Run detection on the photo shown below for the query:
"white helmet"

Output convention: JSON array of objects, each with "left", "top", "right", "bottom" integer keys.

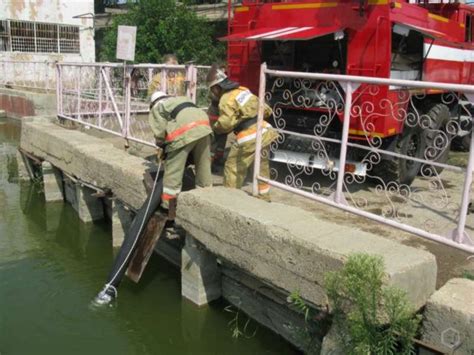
[
  {"left": 150, "top": 91, "right": 168, "bottom": 104},
  {"left": 206, "top": 64, "right": 228, "bottom": 89}
]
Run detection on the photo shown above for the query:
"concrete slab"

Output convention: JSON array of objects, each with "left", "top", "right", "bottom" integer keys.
[
  {"left": 20, "top": 119, "right": 149, "bottom": 210},
  {"left": 421, "top": 278, "right": 474, "bottom": 354},
  {"left": 177, "top": 187, "right": 437, "bottom": 310}
]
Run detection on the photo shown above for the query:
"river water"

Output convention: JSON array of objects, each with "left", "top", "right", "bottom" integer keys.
[{"left": 0, "top": 118, "right": 297, "bottom": 355}]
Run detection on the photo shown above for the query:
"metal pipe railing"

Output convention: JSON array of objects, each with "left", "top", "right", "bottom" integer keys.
[
  {"left": 56, "top": 62, "right": 208, "bottom": 147},
  {"left": 254, "top": 64, "right": 474, "bottom": 253}
]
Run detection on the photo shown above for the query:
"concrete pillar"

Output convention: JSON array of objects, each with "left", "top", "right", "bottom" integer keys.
[
  {"left": 16, "top": 151, "right": 34, "bottom": 181},
  {"left": 68, "top": 183, "right": 104, "bottom": 223},
  {"left": 63, "top": 176, "right": 76, "bottom": 205},
  {"left": 181, "top": 235, "right": 221, "bottom": 306},
  {"left": 180, "top": 298, "right": 210, "bottom": 342},
  {"left": 111, "top": 199, "right": 132, "bottom": 248},
  {"left": 42, "top": 161, "right": 63, "bottom": 202},
  {"left": 45, "top": 202, "right": 64, "bottom": 233}
]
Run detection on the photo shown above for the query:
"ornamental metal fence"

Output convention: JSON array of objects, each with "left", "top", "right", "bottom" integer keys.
[
  {"left": 56, "top": 62, "right": 210, "bottom": 147},
  {"left": 253, "top": 63, "right": 474, "bottom": 253},
  {"left": 0, "top": 60, "right": 56, "bottom": 92}
]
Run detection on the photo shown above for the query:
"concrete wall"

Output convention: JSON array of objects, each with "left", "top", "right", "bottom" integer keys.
[
  {"left": 0, "top": 88, "right": 56, "bottom": 118},
  {"left": 177, "top": 188, "right": 438, "bottom": 311},
  {"left": 0, "top": 0, "right": 95, "bottom": 62}
]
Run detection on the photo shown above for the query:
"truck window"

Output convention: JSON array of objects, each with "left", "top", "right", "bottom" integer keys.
[
  {"left": 391, "top": 26, "right": 424, "bottom": 80},
  {"left": 262, "top": 33, "right": 347, "bottom": 74},
  {"left": 465, "top": 14, "right": 472, "bottom": 42}
]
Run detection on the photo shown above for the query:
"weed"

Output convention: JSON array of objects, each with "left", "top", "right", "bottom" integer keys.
[{"left": 325, "top": 253, "right": 420, "bottom": 355}]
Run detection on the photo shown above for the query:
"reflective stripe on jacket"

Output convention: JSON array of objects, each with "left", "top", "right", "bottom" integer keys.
[
  {"left": 236, "top": 121, "right": 272, "bottom": 144},
  {"left": 148, "top": 96, "right": 212, "bottom": 152},
  {"left": 215, "top": 86, "right": 276, "bottom": 146},
  {"left": 166, "top": 120, "right": 210, "bottom": 142}
]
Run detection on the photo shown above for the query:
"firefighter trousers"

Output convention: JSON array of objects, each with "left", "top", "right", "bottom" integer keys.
[
  {"left": 211, "top": 133, "right": 227, "bottom": 171},
  {"left": 223, "top": 140, "right": 271, "bottom": 199},
  {"left": 161, "top": 135, "right": 212, "bottom": 209}
]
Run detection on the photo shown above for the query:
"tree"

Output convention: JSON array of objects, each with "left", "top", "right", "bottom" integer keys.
[{"left": 99, "top": 0, "right": 225, "bottom": 64}]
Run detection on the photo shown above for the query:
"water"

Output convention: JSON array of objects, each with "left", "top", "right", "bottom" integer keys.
[{"left": 0, "top": 118, "right": 297, "bottom": 355}]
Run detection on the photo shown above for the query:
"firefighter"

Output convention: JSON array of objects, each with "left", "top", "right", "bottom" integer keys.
[
  {"left": 206, "top": 64, "right": 278, "bottom": 200},
  {"left": 208, "top": 97, "right": 227, "bottom": 172},
  {"left": 148, "top": 91, "right": 213, "bottom": 216},
  {"left": 147, "top": 54, "right": 186, "bottom": 98}
]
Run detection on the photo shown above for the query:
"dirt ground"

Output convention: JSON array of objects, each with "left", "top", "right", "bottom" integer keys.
[{"left": 77, "top": 123, "right": 473, "bottom": 289}]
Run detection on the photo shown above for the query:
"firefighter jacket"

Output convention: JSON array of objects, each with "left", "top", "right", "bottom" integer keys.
[
  {"left": 149, "top": 96, "right": 212, "bottom": 152},
  {"left": 214, "top": 86, "right": 277, "bottom": 146},
  {"left": 147, "top": 71, "right": 186, "bottom": 97}
]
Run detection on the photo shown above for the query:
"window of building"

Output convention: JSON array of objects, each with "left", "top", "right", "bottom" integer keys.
[
  {"left": 0, "top": 19, "right": 80, "bottom": 54},
  {"left": 0, "top": 20, "right": 10, "bottom": 51}
]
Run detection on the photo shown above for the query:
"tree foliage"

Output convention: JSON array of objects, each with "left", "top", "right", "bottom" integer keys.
[{"left": 99, "top": 0, "right": 225, "bottom": 64}]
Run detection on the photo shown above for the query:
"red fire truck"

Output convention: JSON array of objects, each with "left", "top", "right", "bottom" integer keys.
[{"left": 222, "top": 0, "right": 473, "bottom": 184}]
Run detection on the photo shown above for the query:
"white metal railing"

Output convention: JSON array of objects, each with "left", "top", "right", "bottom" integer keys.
[
  {"left": 253, "top": 63, "right": 474, "bottom": 253},
  {"left": 56, "top": 62, "right": 210, "bottom": 147},
  {"left": 0, "top": 60, "right": 57, "bottom": 92}
]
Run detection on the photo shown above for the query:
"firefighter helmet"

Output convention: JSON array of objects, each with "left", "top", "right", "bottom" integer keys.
[
  {"left": 150, "top": 90, "right": 168, "bottom": 104},
  {"left": 207, "top": 64, "right": 228, "bottom": 88}
]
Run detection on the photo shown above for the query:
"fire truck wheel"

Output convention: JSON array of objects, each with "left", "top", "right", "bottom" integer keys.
[
  {"left": 452, "top": 135, "right": 470, "bottom": 152},
  {"left": 420, "top": 103, "right": 450, "bottom": 176},
  {"left": 375, "top": 124, "right": 425, "bottom": 186}
]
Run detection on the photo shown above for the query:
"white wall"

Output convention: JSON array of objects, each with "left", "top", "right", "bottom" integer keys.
[{"left": 0, "top": 0, "right": 95, "bottom": 62}]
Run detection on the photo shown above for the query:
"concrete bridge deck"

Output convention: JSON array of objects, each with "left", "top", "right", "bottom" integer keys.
[{"left": 17, "top": 117, "right": 474, "bottom": 351}]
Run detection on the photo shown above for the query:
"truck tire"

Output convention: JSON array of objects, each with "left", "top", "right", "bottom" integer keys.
[
  {"left": 374, "top": 124, "right": 425, "bottom": 186},
  {"left": 421, "top": 103, "right": 450, "bottom": 176},
  {"left": 452, "top": 135, "right": 470, "bottom": 152}
]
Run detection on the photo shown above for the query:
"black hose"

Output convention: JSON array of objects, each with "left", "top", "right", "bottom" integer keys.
[{"left": 93, "top": 170, "right": 164, "bottom": 305}]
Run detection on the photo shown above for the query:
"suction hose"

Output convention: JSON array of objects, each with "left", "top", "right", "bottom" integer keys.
[{"left": 92, "top": 162, "right": 163, "bottom": 307}]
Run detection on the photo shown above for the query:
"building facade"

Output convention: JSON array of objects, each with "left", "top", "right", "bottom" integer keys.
[{"left": 0, "top": 0, "right": 95, "bottom": 62}]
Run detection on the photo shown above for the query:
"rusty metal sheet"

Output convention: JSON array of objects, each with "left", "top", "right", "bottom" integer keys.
[{"left": 126, "top": 213, "right": 167, "bottom": 283}]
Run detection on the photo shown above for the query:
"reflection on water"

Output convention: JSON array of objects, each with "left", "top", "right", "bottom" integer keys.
[{"left": 0, "top": 118, "right": 297, "bottom": 355}]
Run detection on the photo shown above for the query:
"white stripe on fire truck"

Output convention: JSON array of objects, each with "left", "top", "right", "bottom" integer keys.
[
  {"left": 247, "top": 27, "right": 298, "bottom": 39},
  {"left": 424, "top": 44, "right": 474, "bottom": 62},
  {"left": 264, "top": 27, "right": 314, "bottom": 39}
]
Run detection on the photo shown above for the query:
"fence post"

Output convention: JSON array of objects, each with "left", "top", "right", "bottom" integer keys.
[
  {"left": 252, "top": 63, "right": 268, "bottom": 196},
  {"left": 45, "top": 61, "right": 50, "bottom": 93},
  {"left": 77, "top": 66, "right": 82, "bottom": 121},
  {"left": 186, "top": 65, "right": 198, "bottom": 103},
  {"left": 454, "top": 128, "right": 474, "bottom": 244},
  {"left": 56, "top": 63, "right": 62, "bottom": 117},
  {"left": 148, "top": 67, "right": 153, "bottom": 91},
  {"left": 123, "top": 64, "right": 131, "bottom": 147},
  {"left": 334, "top": 82, "right": 353, "bottom": 204},
  {"left": 98, "top": 66, "right": 103, "bottom": 128},
  {"left": 161, "top": 67, "right": 168, "bottom": 94}
]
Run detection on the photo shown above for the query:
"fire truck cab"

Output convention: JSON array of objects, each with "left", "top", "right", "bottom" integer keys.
[{"left": 223, "top": 0, "right": 474, "bottom": 185}]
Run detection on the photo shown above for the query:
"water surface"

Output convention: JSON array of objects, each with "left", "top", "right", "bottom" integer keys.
[{"left": 0, "top": 117, "right": 297, "bottom": 355}]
